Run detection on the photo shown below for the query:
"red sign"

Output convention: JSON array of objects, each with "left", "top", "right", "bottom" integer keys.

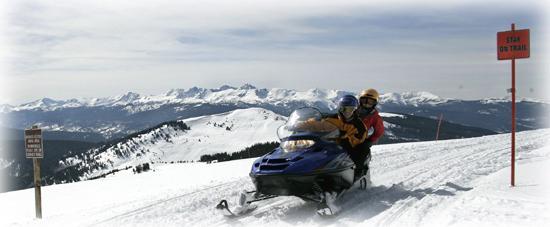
[{"left": 497, "top": 29, "right": 530, "bottom": 60}]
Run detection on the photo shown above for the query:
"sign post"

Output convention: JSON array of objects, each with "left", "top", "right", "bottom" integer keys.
[
  {"left": 497, "top": 24, "right": 530, "bottom": 187},
  {"left": 25, "top": 125, "right": 43, "bottom": 219},
  {"left": 435, "top": 113, "right": 443, "bottom": 141}
]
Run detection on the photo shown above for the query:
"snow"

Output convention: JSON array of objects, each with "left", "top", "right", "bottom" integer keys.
[
  {"left": 174, "top": 108, "right": 284, "bottom": 160},
  {"left": 0, "top": 104, "right": 13, "bottom": 113},
  {"left": 429, "top": 156, "right": 550, "bottom": 226},
  {"left": 58, "top": 108, "right": 287, "bottom": 179},
  {"left": 379, "top": 112, "right": 405, "bottom": 118},
  {"left": 0, "top": 159, "right": 12, "bottom": 169},
  {"left": 481, "top": 97, "right": 550, "bottom": 104},
  {"left": 380, "top": 91, "right": 450, "bottom": 106},
  {"left": 0, "top": 129, "right": 548, "bottom": 227}
]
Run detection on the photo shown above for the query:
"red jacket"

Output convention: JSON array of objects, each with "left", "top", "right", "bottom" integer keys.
[{"left": 359, "top": 109, "right": 384, "bottom": 143}]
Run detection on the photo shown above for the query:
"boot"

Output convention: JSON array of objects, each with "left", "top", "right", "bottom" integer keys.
[{"left": 316, "top": 191, "right": 340, "bottom": 216}]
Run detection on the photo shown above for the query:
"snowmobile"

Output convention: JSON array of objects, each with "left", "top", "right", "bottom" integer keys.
[{"left": 216, "top": 107, "right": 370, "bottom": 217}]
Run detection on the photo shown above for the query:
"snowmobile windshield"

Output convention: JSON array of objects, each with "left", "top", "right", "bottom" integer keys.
[{"left": 277, "top": 107, "right": 339, "bottom": 140}]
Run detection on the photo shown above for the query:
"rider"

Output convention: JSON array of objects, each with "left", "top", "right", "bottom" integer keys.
[
  {"left": 295, "top": 95, "right": 368, "bottom": 180},
  {"left": 294, "top": 95, "right": 370, "bottom": 216},
  {"left": 357, "top": 88, "right": 385, "bottom": 182}
]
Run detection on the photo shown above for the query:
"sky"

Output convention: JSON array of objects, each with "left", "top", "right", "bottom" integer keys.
[{"left": 0, "top": 0, "right": 549, "bottom": 105}]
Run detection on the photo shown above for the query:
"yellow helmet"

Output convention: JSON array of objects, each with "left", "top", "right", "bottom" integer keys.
[{"left": 359, "top": 88, "right": 379, "bottom": 102}]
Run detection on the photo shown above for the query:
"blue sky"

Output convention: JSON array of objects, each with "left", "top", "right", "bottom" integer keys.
[{"left": 0, "top": 0, "right": 548, "bottom": 104}]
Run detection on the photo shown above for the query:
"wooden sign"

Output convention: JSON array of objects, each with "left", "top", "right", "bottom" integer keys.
[{"left": 25, "top": 128, "right": 43, "bottom": 158}]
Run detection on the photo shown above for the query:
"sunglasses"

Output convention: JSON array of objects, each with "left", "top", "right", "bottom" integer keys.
[
  {"left": 360, "top": 97, "right": 377, "bottom": 104},
  {"left": 339, "top": 106, "right": 356, "bottom": 113}
]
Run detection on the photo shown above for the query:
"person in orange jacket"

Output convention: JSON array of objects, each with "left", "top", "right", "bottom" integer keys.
[
  {"left": 294, "top": 95, "right": 368, "bottom": 215},
  {"left": 357, "top": 88, "right": 385, "bottom": 183},
  {"left": 295, "top": 95, "right": 367, "bottom": 153}
]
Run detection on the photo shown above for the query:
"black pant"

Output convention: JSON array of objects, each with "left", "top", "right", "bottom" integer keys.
[{"left": 347, "top": 142, "right": 371, "bottom": 179}]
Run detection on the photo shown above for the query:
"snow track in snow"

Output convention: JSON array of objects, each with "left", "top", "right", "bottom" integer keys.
[
  {"left": 93, "top": 130, "right": 549, "bottom": 227},
  {"left": 1, "top": 129, "right": 548, "bottom": 227},
  {"left": 362, "top": 131, "right": 549, "bottom": 226},
  {"left": 90, "top": 180, "right": 244, "bottom": 226}
]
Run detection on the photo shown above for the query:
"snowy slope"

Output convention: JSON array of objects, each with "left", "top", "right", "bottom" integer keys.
[
  {"left": 1, "top": 129, "right": 548, "bottom": 227},
  {"left": 173, "top": 108, "right": 285, "bottom": 160},
  {"left": 58, "top": 108, "right": 286, "bottom": 180}
]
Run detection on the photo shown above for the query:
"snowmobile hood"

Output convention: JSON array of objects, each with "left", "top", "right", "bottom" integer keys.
[{"left": 250, "top": 133, "right": 353, "bottom": 176}]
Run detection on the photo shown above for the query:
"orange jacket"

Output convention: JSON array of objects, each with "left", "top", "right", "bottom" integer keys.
[{"left": 297, "top": 114, "right": 367, "bottom": 148}]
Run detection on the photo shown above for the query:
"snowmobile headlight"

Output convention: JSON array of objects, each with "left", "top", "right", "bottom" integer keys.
[{"left": 282, "top": 140, "right": 315, "bottom": 152}]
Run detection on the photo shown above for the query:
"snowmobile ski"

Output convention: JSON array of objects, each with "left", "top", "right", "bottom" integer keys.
[
  {"left": 316, "top": 191, "right": 341, "bottom": 217},
  {"left": 216, "top": 200, "right": 257, "bottom": 217},
  {"left": 216, "top": 191, "right": 277, "bottom": 217},
  {"left": 316, "top": 204, "right": 334, "bottom": 216}
]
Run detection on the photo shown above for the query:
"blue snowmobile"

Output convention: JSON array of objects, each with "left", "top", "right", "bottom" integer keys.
[{"left": 216, "top": 107, "right": 369, "bottom": 217}]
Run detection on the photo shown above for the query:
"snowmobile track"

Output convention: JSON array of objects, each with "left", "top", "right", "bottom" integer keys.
[{"left": 89, "top": 180, "right": 243, "bottom": 227}]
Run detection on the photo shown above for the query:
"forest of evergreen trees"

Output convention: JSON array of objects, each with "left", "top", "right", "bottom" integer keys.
[
  {"left": 199, "top": 141, "right": 280, "bottom": 163},
  {"left": 45, "top": 120, "right": 190, "bottom": 186}
]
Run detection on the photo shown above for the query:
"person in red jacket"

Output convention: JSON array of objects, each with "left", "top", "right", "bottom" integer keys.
[{"left": 356, "top": 88, "right": 385, "bottom": 184}]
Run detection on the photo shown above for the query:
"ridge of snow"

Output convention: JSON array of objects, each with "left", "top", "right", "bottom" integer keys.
[
  {"left": 112, "top": 92, "right": 141, "bottom": 105},
  {"left": 379, "top": 112, "right": 406, "bottom": 118},
  {"left": 5, "top": 85, "right": 547, "bottom": 113},
  {"left": 0, "top": 104, "right": 13, "bottom": 113},
  {"left": 481, "top": 96, "right": 550, "bottom": 105},
  {"left": 380, "top": 91, "right": 451, "bottom": 106}
]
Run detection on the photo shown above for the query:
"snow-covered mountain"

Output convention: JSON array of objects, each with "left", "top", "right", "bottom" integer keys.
[
  {"left": 3, "top": 86, "right": 542, "bottom": 113},
  {"left": 3, "top": 84, "right": 343, "bottom": 112},
  {"left": 1, "top": 129, "right": 548, "bottom": 226},
  {"left": 1, "top": 85, "right": 548, "bottom": 139},
  {"left": 379, "top": 91, "right": 450, "bottom": 106},
  {"left": 56, "top": 108, "right": 287, "bottom": 180},
  {"left": 378, "top": 92, "right": 550, "bottom": 133}
]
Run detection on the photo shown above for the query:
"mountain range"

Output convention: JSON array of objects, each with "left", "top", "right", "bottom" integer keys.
[
  {"left": 1, "top": 84, "right": 548, "bottom": 140},
  {"left": 1, "top": 84, "right": 547, "bottom": 192},
  {"left": 2, "top": 107, "right": 496, "bottom": 192}
]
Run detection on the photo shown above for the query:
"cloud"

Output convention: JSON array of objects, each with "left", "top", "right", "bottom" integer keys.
[{"left": 2, "top": 0, "right": 548, "bottom": 104}]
